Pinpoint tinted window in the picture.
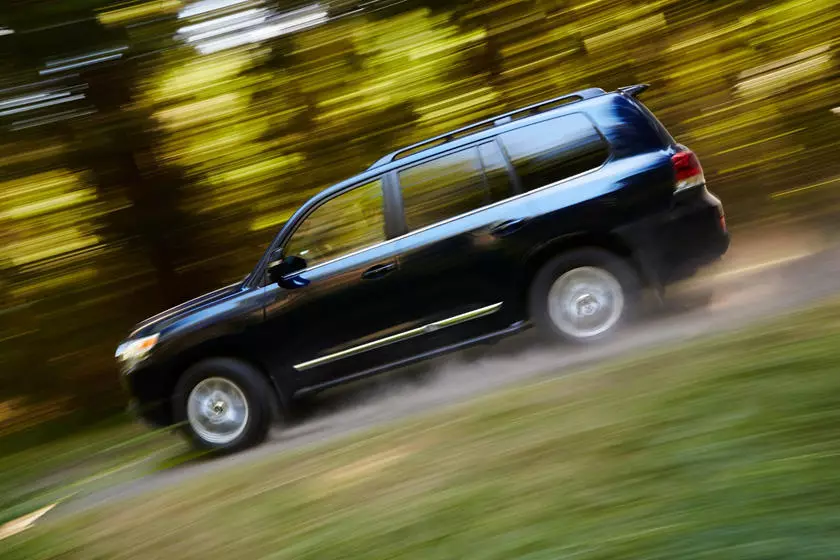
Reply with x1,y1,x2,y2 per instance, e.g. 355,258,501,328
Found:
285,180,385,266
478,142,514,203
399,148,486,231
500,114,608,192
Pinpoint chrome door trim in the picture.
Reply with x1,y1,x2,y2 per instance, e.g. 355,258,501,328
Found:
293,302,503,371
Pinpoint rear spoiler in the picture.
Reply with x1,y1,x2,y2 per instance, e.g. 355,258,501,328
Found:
617,84,650,98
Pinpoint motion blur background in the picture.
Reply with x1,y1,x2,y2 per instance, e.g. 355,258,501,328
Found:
1,0,839,441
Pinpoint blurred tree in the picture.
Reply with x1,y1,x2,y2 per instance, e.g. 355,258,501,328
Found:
0,8,198,418
0,0,838,439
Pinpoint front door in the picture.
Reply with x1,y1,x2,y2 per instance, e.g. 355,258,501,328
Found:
262,178,407,388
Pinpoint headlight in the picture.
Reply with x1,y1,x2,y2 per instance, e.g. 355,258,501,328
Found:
115,334,159,372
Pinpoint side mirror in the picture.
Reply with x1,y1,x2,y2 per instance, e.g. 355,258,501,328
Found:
268,254,308,287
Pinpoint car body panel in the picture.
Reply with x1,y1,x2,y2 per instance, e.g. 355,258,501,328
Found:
261,238,408,387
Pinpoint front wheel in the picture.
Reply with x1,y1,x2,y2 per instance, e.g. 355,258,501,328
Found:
529,249,637,343
173,358,274,453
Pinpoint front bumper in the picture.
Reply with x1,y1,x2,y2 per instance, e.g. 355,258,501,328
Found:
127,397,171,428
124,362,174,428
127,398,148,426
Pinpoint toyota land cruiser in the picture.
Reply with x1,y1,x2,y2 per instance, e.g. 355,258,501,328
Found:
115,84,729,452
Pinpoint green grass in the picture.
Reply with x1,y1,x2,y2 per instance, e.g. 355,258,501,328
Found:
0,420,183,527
6,302,840,559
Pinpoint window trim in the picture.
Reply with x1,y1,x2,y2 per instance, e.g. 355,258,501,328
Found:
382,171,403,239
394,155,611,237
273,158,610,279
257,114,613,283
481,138,523,197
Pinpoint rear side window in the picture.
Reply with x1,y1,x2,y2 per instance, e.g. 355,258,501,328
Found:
500,113,608,192
399,145,512,231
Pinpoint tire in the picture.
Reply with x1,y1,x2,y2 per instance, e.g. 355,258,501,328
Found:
528,248,638,344
173,358,275,453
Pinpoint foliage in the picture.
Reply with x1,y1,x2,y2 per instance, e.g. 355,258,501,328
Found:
0,0,839,428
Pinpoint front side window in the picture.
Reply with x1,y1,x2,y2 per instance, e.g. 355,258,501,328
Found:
285,179,385,267
399,147,488,231
500,113,609,192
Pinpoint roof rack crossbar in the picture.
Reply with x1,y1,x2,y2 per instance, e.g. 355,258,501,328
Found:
368,87,606,169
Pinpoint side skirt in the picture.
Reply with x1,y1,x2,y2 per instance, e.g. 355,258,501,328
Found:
294,321,529,397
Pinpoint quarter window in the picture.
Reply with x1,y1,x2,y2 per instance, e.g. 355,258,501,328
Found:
285,180,385,267
500,114,608,192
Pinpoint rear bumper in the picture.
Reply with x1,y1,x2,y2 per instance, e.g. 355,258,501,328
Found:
623,186,729,287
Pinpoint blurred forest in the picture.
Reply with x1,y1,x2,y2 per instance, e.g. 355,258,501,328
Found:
1,0,839,439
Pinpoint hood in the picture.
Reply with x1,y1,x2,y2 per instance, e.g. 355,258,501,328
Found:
129,280,246,338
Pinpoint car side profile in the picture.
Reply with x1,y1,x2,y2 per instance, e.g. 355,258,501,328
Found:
115,84,729,452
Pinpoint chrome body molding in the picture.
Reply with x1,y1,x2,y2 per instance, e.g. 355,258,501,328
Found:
293,302,503,371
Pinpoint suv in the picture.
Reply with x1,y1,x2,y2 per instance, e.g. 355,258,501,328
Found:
116,84,728,452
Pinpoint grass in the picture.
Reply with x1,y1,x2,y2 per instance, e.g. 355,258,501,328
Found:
0,420,185,527
6,301,840,559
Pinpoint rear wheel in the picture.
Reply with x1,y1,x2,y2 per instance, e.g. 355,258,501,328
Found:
529,249,638,343
173,358,274,453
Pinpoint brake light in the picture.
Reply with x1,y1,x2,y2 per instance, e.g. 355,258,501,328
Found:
671,150,705,192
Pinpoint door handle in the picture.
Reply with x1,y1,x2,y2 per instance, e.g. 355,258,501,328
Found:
489,218,527,237
362,262,397,280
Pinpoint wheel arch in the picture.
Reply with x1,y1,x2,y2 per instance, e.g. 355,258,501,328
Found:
517,231,645,314
150,336,289,426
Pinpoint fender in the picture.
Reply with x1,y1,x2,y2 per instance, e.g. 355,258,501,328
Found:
515,230,643,310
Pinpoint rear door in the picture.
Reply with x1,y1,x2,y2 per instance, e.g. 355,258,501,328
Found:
391,113,617,349
390,141,536,347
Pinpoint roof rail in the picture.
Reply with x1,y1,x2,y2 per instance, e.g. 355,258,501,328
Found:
617,84,650,98
368,87,606,169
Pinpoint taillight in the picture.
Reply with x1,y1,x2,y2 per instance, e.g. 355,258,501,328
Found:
671,149,705,192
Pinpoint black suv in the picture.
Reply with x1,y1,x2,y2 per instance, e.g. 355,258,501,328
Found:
116,84,728,452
